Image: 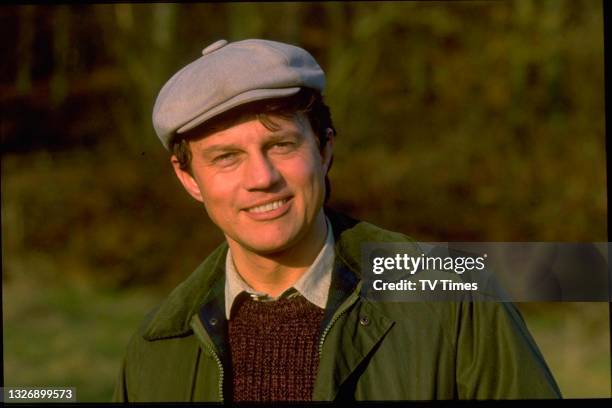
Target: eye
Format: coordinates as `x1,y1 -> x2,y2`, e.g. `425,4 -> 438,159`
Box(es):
212,152 -> 239,166
270,142 -> 296,153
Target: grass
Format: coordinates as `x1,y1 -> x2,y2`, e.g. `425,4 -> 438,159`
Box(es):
518,303 -> 611,398
3,275 -> 160,401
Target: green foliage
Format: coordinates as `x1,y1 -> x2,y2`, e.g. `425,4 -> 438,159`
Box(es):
1,147 -> 224,289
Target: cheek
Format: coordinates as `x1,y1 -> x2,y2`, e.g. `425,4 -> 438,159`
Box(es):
194,172 -> 238,215
280,151 -> 326,198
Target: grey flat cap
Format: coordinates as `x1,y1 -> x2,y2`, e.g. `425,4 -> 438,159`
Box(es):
152,38 -> 326,150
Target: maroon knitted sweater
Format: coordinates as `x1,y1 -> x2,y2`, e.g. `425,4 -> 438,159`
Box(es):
228,294 -> 326,402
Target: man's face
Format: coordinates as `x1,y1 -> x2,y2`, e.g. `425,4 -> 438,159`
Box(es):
172,112 -> 333,256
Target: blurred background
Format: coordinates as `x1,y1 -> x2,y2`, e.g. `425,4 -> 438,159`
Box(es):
1,1 -> 609,400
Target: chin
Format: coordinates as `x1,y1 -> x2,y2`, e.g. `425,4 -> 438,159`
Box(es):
240,231 -> 299,255
249,238 -> 293,254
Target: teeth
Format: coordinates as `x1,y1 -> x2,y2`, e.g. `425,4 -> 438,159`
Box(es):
247,199 -> 288,213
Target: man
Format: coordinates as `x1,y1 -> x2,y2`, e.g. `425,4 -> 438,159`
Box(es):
113,39 -> 561,402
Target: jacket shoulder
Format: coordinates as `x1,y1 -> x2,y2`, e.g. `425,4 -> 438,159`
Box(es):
141,242 -> 228,340
327,207 -> 416,244
328,209 -> 419,276
116,309 -> 202,402
114,243 -> 227,402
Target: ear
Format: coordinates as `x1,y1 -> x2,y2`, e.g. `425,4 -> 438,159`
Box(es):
321,128 -> 335,172
171,155 -> 204,203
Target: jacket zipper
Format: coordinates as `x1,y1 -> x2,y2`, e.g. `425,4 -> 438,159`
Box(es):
318,286 -> 361,354
190,316 -> 224,402
202,342 -> 224,401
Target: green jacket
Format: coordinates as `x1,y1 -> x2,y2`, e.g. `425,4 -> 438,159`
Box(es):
113,210 -> 561,401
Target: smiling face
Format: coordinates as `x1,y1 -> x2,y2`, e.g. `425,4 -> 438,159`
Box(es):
171,112 -> 333,258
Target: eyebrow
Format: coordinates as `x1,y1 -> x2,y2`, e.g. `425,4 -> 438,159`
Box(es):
263,131 -> 302,144
200,144 -> 242,157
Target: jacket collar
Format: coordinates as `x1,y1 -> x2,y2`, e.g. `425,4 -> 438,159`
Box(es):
142,208 -> 378,341
142,242 -> 228,341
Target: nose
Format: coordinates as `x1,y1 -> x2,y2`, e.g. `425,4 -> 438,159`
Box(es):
243,151 -> 281,191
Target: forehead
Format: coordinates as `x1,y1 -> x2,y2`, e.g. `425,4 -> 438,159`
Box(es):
184,110 -> 311,146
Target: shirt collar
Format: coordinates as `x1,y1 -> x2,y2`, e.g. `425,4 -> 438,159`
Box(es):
224,218 -> 335,319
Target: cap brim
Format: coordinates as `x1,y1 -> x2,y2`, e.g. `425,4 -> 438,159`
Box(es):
176,87 -> 301,136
